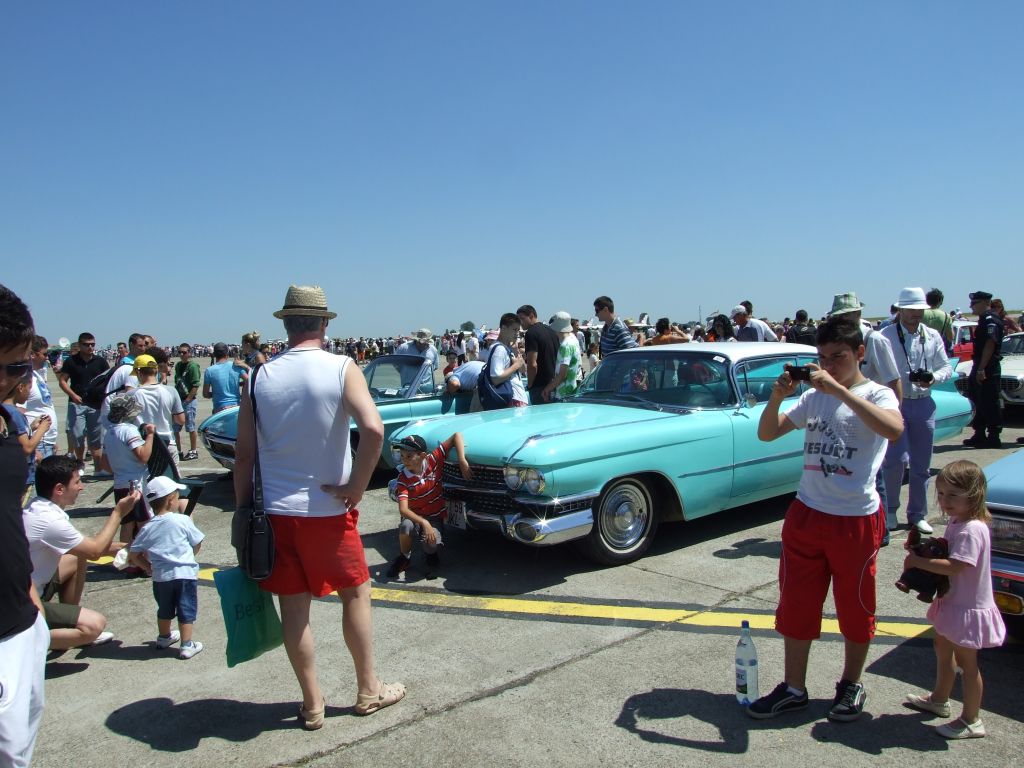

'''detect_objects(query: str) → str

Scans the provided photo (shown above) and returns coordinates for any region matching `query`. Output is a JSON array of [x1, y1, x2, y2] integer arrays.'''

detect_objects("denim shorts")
[[153, 578, 198, 623], [174, 399, 198, 434]]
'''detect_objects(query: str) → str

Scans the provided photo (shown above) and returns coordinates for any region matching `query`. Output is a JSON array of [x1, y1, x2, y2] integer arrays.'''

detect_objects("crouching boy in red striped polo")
[[386, 433, 472, 580], [750, 316, 904, 723]]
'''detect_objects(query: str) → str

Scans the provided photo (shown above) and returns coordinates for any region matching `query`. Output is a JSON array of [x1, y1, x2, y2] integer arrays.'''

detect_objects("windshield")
[[364, 356, 427, 399], [1004, 334, 1024, 356], [573, 350, 736, 408]]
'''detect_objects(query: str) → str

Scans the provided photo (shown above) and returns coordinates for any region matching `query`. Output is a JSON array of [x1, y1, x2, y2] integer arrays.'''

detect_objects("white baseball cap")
[[145, 476, 187, 502]]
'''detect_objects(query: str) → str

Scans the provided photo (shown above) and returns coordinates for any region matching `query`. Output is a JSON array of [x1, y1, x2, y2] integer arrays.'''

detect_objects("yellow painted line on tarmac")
[[88, 557, 932, 639]]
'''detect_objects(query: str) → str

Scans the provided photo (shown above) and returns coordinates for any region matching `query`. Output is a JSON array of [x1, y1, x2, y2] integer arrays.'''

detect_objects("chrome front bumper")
[[465, 507, 594, 547]]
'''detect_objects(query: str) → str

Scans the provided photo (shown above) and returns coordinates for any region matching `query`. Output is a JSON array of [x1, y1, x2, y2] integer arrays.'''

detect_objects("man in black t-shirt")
[[785, 309, 817, 346], [0, 283, 48, 766], [516, 305, 561, 405], [57, 332, 109, 472]]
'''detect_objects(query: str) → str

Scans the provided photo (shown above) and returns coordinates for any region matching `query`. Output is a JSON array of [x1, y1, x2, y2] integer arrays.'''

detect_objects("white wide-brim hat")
[[894, 286, 930, 310], [273, 285, 337, 319], [549, 311, 573, 333]]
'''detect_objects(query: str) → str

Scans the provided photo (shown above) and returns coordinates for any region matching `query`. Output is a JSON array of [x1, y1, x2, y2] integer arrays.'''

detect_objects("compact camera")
[[909, 369, 934, 385]]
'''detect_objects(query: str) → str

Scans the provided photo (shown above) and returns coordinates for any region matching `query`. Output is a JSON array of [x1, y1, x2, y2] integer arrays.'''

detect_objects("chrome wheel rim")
[[599, 483, 651, 550]]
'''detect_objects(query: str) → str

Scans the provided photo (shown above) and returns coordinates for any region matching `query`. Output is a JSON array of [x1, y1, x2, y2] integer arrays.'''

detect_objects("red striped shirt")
[[395, 444, 448, 519]]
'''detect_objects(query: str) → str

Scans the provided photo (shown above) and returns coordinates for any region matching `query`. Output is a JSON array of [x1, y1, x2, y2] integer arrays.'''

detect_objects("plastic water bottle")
[[735, 620, 759, 705]]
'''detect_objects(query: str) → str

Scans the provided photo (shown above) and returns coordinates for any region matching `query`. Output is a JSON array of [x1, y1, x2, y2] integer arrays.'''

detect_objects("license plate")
[[447, 499, 467, 530]]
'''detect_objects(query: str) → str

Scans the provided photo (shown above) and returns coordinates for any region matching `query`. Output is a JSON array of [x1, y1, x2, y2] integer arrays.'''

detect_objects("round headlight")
[[524, 468, 546, 495], [504, 466, 523, 490]]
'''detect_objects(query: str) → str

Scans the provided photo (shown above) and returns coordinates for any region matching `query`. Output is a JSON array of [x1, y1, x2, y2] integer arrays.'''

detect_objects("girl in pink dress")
[[902, 460, 1006, 739]]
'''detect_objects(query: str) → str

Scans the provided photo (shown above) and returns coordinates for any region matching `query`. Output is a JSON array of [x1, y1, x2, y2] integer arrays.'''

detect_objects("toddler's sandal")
[[354, 680, 406, 715]]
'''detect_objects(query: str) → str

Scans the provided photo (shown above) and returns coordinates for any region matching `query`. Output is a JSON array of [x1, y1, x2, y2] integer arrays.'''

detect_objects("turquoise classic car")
[[198, 354, 473, 470], [389, 343, 973, 565], [984, 448, 1024, 629]]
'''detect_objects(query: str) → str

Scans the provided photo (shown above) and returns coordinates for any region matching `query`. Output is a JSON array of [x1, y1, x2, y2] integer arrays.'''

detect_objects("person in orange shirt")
[[644, 318, 690, 346]]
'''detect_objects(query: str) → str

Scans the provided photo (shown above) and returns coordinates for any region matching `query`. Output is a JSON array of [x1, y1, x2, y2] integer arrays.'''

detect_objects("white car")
[[954, 332, 1024, 407]]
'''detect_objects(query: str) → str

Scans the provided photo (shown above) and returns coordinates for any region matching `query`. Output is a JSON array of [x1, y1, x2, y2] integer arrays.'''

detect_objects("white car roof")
[[611, 341, 818, 364]]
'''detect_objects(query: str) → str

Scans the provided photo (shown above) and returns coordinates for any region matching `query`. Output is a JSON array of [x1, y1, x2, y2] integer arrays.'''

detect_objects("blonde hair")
[[242, 331, 260, 347], [936, 460, 989, 524]]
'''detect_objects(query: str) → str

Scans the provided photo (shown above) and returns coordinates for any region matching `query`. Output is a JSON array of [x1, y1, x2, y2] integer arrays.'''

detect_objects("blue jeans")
[[153, 579, 198, 623]]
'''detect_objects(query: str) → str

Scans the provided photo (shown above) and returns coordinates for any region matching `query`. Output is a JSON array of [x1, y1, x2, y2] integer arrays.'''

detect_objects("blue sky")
[[2, 1, 1022, 346]]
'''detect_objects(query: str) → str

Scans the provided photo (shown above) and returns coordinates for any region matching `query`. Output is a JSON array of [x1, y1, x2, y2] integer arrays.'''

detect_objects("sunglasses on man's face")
[[80, 341, 96, 347], [3, 361, 32, 379]]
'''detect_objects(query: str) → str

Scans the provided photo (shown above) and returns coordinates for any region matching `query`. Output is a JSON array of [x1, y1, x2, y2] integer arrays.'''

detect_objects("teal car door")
[[730, 355, 806, 502]]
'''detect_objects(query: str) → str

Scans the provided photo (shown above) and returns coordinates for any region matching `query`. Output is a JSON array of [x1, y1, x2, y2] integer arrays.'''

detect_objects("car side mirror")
[[743, 393, 758, 409]]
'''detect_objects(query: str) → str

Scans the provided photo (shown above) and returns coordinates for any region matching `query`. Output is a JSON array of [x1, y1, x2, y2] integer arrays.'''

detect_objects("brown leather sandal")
[[354, 680, 406, 715]]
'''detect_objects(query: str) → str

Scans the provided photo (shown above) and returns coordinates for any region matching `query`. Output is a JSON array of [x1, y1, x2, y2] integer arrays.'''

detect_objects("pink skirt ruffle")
[[927, 601, 1007, 649]]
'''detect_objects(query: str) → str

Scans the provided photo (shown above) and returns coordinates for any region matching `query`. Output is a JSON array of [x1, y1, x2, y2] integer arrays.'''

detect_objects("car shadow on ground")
[[362, 526, 603, 594], [104, 698, 316, 750], [651, 495, 792, 560]]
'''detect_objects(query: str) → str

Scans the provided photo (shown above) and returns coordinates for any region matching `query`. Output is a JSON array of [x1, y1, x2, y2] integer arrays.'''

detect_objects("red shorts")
[[776, 499, 882, 644], [259, 510, 369, 597]]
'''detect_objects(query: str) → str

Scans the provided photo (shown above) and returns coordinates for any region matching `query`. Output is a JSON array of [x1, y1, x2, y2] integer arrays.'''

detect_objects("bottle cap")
[[741, 620, 750, 629]]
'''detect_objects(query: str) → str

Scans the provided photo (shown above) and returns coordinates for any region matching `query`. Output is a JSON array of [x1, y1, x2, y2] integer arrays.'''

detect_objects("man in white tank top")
[[233, 285, 405, 728]]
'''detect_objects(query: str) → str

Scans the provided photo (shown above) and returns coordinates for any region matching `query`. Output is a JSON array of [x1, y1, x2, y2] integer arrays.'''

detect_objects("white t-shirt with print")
[[486, 344, 528, 404], [23, 497, 84, 591], [784, 380, 899, 516], [133, 384, 184, 438], [103, 422, 147, 490]]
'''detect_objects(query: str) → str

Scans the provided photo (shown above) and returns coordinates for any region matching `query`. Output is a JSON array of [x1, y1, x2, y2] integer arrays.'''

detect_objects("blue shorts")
[[174, 400, 198, 434], [152, 579, 198, 623]]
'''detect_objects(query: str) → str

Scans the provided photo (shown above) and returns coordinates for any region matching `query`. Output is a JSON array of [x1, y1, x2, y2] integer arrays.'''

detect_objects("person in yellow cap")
[[132, 353, 185, 469]]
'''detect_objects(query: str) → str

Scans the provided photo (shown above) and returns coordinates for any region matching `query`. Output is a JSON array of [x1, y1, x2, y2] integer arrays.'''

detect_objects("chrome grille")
[[443, 462, 505, 490], [446, 486, 593, 517], [1000, 377, 1023, 395]]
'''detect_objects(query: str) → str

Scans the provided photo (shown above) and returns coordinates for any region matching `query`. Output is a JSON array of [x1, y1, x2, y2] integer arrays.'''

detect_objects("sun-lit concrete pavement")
[[31, 362, 1023, 767]]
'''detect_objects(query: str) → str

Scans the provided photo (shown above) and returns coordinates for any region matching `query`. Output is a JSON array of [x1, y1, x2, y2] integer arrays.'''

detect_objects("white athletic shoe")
[[155, 631, 181, 649], [914, 519, 934, 535]]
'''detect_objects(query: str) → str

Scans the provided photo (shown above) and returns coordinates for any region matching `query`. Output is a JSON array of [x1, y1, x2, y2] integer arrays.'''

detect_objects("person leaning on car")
[[963, 291, 1003, 449]]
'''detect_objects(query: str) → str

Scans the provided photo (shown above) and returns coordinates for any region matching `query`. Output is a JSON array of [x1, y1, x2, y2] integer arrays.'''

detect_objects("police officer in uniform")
[[963, 291, 1003, 449]]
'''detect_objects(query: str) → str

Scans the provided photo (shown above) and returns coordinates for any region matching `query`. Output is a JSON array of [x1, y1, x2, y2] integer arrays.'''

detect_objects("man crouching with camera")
[[880, 287, 952, 535]]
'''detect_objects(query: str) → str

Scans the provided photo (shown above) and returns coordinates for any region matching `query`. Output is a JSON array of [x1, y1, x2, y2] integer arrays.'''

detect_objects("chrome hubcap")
[[599, 484, 650, 550]]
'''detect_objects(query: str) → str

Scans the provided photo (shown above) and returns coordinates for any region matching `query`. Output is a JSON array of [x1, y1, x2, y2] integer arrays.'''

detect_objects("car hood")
[[198, 406, 240, 437], [985, 448, 1024, 511], [397, 401, 686, 467], [956, 356, 1024, 375]]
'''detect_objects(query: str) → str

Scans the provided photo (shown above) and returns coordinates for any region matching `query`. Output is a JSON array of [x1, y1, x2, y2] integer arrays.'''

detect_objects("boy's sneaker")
[[385, 554, 411, 578], [155, 631, 181, 649], [746, 682, 809, 719], [179, 641, 203, 660], [425, 552, 440, 579], [182, 450, 199, 461], [828, 679, 866, 722]]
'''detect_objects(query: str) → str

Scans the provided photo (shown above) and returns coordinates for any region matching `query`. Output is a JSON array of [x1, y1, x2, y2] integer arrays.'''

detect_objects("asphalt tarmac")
[[31, 361, 1023, 768]]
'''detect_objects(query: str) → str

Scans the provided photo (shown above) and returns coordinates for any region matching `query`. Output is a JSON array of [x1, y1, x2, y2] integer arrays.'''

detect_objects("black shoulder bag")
[[231, 364, 275, 581]]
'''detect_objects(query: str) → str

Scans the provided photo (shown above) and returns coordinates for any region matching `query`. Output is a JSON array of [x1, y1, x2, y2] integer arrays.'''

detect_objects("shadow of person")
[[105, 698, 312, 751], [713, 537, 782, 560], [616, 687, 819, 753], [810, 712, 950, 754], [44, 661, 89, 680]]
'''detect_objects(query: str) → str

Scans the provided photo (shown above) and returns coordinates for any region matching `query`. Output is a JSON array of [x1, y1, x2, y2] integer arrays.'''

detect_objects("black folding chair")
[[148, 436, 206, 516]]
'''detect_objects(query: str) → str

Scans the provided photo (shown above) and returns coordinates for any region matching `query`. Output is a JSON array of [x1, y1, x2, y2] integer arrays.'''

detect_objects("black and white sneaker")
[[828, 679, 866, 722], [385, 554, 411, 579], [746, 682, 809, 719]]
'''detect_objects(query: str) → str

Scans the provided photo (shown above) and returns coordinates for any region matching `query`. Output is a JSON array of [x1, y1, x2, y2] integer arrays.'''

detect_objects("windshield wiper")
[[574, 390, 662, 411]]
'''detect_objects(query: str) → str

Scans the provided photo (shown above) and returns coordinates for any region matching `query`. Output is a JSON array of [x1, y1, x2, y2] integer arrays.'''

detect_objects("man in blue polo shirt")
[[594, 295, 638, 358], [202, 342, 245, 413]]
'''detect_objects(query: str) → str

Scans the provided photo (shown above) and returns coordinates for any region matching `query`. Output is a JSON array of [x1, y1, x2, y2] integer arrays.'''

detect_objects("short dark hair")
[[593, 295, 614, 313], [128, 332, 146, 347], [655, 317, 670, 334], [213, 342, 229, 359], [499, 312, 520, 329], [515, 305, 537, 319], [78, 332, 95, 343], [740, 300, 753, 315], [795, 309, 808, 322], [36, 455, 79, 499], [925, 288, 944, 308], [148, 346, 169, 365], [816, 316, 863, 351], [178, 343, 190, 352], [0, 284, 35, 352], [32, 335, 48, 352], [283, 315, 324, 335]]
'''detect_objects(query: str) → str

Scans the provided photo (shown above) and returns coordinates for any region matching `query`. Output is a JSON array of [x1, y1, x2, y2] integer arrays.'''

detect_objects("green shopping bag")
[[213, 566, 283, 668]]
